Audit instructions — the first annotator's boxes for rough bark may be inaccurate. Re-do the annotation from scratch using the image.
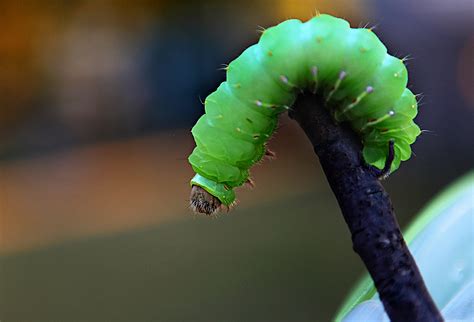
[289,93,443,322]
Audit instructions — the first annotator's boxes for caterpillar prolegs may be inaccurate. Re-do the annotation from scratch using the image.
[188,14,420,214]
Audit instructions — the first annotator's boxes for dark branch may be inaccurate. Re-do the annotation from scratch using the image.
[289,93,443,322]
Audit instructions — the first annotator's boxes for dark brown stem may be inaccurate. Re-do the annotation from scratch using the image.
[289,93,443,322]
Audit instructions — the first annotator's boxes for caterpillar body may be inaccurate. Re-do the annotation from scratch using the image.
[188,14,420,213]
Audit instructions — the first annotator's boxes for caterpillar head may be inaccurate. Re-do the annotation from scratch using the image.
[190,185,222,215]
[189,174,236,215]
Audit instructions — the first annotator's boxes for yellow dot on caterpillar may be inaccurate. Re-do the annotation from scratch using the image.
[360,47,367,53]
[236,128,241,132]
[217,114,223,119]
[394,73,399,77]
[267,51,273,57]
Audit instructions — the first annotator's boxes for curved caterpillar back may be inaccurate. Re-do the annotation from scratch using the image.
[188,14,420,212]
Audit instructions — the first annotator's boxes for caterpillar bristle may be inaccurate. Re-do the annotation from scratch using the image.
[325,70,347,103]
[280,75,290,84]
[401,55,413,64]
[265,148,277,160]
[337,85,374,119]
[360,110,395,131]
[257,25,266,34]
[245,178,255,189]
[420,129,437,136]
[369,24,379,31]
[310,66,319,93]
[190,185,222,216]
[222,200,237,213]
[415,93,425,103]
[218,64,229,71]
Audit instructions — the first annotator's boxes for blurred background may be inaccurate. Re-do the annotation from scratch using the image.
[0,0,473,321]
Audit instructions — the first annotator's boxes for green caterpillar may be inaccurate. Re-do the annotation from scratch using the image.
[188,14,420,212]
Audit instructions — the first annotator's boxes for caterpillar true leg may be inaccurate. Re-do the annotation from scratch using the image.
[369,139,395,180]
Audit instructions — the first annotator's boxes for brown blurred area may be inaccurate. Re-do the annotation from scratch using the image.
[0,0,473,321]
[0,120,323,253]
[0,1,51,131]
